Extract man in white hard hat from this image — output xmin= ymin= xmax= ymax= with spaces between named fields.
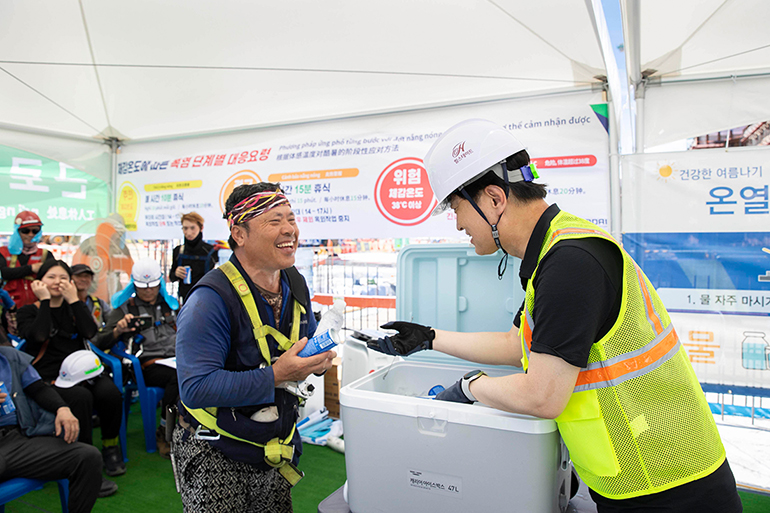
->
xmin=97 ymin=258 xmax=179 ymax=458
xmin=0 ymin=336 xmax=103 ymax=512
xmin=368 ymin=119 xmax=742 ymax=513
xmin=173 ymin=183 xmax=332 ymax=512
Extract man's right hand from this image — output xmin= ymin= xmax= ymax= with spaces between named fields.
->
xmin=367 ymin=321 xmax=435 ymax=356
xmin=30 ymin=262 xmax=43 ymax=274
xmin=113 ymin=313 xmax=136 ymax=337
xmin=272 ymin=338 xmax=335 ymax=385
xmin=174 ymin=267 xmax=188 ymax=279
xmin=31 ymin=280 xmax=50 ymax=300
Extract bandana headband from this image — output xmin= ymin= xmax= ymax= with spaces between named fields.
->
xmin=226 ymin=190 xmax=290 ymax=228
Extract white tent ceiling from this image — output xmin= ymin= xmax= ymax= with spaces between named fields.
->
xmin=1 ymin=0 xmax=613 ymax=148
xmin=621 ymin=0 xmax=770 ymax=149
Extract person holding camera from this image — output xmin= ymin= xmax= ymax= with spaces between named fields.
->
xmin=97 ymin=258 xmax=179 ymax=459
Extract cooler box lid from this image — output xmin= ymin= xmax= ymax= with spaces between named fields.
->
xmin=395 ymin=244 xmax=524 ymax=367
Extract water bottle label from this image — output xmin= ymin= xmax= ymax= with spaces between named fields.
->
xmin=298 ymin=329 xmax=340 ymax=357
xmin=0 ymin=382 xmax=15 ymax=416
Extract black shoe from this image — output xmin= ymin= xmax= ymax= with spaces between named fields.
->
xmin=102 ymin=446 xmax=126 ymax=477
xmin=98 ymin=477 xmax=118 ymax=498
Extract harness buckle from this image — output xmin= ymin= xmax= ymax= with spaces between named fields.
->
xmin=194 ymin=425 xmax=220 ymax=441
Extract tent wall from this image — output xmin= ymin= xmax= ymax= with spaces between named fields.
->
xmin=642 ymin=75 xmax=770 ymax=150
xmin=0 ymin=126 xmax=111 ymax=183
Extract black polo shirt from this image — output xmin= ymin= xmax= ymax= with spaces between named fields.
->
xmin=514 ymin=204 xmax=622 ymax=368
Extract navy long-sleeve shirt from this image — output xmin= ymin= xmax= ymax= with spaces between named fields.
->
xmin=177 ymin=271 xmax=316 ymax=410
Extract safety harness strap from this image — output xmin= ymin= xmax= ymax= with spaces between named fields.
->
xmin=219 ymin=261 xmax=274 ymax=363
xmin=220 ymin=261 xmax=305 ymax=363
xmin=182 ymin=405 xmax=302 ymax=484
xmin=184 ymin=261 xmax=306 ymax=485
xmin=90 ymin=295 xmax=102 ymax=324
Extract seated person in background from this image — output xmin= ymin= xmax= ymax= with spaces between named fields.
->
xmin=0 ymin=336 xmax=107 ymax=508
xmin=71 ymin=264 xmax=112 ymax=328
xmin=0 ymin=211 xmax=55 ymax=318
xmin=0 ymin=289 xmax=16 ymax=343
xmin=97 ymin=258 xmax=179 ymax=459
xmin=170 ymin=212 xmax=218 ymax=303
xmin=16 ymin=260 xmax=125 ymax=484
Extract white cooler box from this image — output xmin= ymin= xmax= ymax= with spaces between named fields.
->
xmin=340 ymin=245 xmax=572 ymax=513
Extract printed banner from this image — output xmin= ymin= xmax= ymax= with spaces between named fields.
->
xmin=117 ymin=95 xmax=610 ymax=240
xmin=0 ymin=145 xmax=110 ymax=233
xmin=622 ymin=148 xmax=770 ymax=388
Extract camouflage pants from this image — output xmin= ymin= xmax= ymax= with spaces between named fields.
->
xmin=171 ymin=425 xmax=292 ymax=513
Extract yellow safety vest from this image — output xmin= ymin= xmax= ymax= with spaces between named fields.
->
xmin=183 ymin=261 xmax=306 ymax=485
xmin=519 ymin=211 xmax=724 ymax=500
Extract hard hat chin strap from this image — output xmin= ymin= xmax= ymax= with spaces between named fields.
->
xmin=456 ymin=160 xmax=537 ymax=280
xmin=459 ymin=188 xmax=508 ymax=280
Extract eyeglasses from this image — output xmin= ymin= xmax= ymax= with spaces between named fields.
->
xmin=19 ymin=227 xmax=41 ymax=235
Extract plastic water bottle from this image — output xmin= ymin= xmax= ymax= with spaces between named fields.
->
xmin=298 ymin=300 xmax=346 ymax=357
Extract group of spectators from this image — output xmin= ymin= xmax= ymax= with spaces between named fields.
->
xmin=0 ymin=210 xmax=217 ymax=512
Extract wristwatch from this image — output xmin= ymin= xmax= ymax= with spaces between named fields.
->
xmin=461 ymin=370 xmax=487 ymax=403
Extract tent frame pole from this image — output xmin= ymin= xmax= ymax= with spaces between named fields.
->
xmin=109 ymin=138 xmax=120 ymax=218
xmin=608 ymin=96 xmax=622 ymax=241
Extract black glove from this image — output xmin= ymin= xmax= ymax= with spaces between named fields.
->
xmin=434 ymin=370 xmax=486 ymax=404
xmin=434 ymin=379 xmax=473 ymax=404
xmin=366 ymin=321 xmax=435 ymax=357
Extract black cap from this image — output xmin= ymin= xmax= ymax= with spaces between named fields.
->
xmin=70 ymin=264 xmax=95 ymax=276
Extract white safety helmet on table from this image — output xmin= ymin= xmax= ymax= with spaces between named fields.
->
xmin=55 ymin=350 xmax=104 ymax=388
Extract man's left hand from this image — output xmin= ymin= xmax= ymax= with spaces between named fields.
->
xmin=55 ymin=406 xmax=80 ymax=443
xmin=435 ymin=376 xmax=474 ymax=404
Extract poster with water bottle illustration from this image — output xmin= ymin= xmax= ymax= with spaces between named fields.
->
xmin=623 ymin=148 xmax=770 ymax=389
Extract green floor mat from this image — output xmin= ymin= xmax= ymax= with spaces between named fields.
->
xmin=4 ymin=404 xmax=767 ymax=512
xmin=2 ymin=405 xmax=346 ymax=513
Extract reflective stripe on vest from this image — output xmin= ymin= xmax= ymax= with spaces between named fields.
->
xmin=521 ymin=265 xmax=682 ymax=393
xmin=183 ymin=261 xmax=306 ymax=486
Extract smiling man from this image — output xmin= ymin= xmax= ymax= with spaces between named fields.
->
xmin=367 ymin=119 xmax=742 ymax=513
xmin=173 ymin=183 xmax=333 ymax=512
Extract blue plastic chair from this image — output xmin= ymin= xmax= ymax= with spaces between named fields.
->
xmin=87 ymin=343 xmax=129 ymax=463
xmin=108 ymin=341 xmax=165 ymax=454
xmin=0 ymin=478 xmax=69 ymax=512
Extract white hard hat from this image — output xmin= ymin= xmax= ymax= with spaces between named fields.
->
xmin=424 ymin=119 xmax=529 ymax=216
xmin=131 ymin=258 xmax=162 ymax=288
xmin=55 ymin=350 xmax=104 ymax=388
